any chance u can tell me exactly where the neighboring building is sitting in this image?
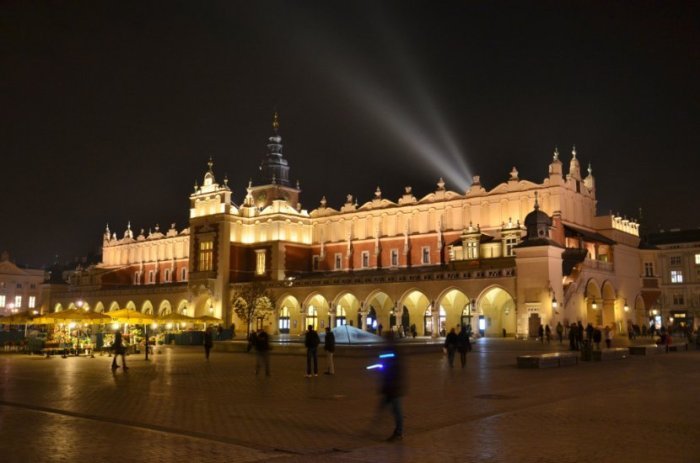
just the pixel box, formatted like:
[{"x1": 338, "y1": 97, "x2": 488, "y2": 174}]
[
  {"x1": 0, "y1": 251, "x2": 46, "y2": 315},
  {"x1": 645, "y1": 229, "x2": 700, "y2": 331},
  {"x1": 43, "y1": 114, "x2": 648, "y2": 338}
]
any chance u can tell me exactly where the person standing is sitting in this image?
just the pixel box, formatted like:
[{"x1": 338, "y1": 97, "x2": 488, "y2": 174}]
[
  {"x1": 545, "y1": 325, "x2": 552, "y2": 344},
  {"x1": 604, "y1": 325, "x2": 613, "y2": 349},
  {"x1": 378, "y1": 332, "x2": 404, "y2": 441},
  {"x1": 556, "y1": 322, "x2": 564, "y2": 344},
  {"x1": 203, "y1": 328, "x2": 213, "y2": 360},
  {"x1": 593, "y1": 327, "x2": 602, "y2": 350},
  {"x1": 304, "y1": 324, "x2": 320, "y2": 377},
  {"x1": 111, "y1": 330, "x2": 128, "y2": 371},
  {"x1": 577, "y1": 321, "x2": 584, "y2": 347},
  {"x1": 324, "y1": 327, "x2": 336, "y2": 375},
  {"x1": 538, "y1": 324, "x2": 544, "y2": 343},
  {"x1": 254, "y1": 328, "x2": 270, "y2": 376},
  {"x1": 444, "y1": 328, "x2": 458, "y2": 368},
  {"x1": 456, "y1": 325, "x2": 470, "y2": 368},
  {"x1": 569, "y1": 323, "x2": 578, "y2": 351}
]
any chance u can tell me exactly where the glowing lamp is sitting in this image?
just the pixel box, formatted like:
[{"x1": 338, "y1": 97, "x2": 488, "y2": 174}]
[
  {"x1": 552, "y1": 296, "x2": 558, "y2": 309},
  {"x1": 591, "y1": 299, "x2": 598, "y2": 310},
  {"x1": 112, "y1": 322, "x2": 120, "y2": 330}
]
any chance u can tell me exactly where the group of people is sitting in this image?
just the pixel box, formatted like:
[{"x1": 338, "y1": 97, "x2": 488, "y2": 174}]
[
  {"x1": 443, "y1": 324, "x2": 472, "y2": 368},
  {"x1": 566, "y1": 321, "x2": 614, "y2": 350}
]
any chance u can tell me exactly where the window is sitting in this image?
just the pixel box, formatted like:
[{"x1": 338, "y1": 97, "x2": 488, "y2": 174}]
[
  {"x1": 695, "y1": 254, "x2": 700, "y2": 265},
  {"x1": 422, "y1": 247, "x2": 431, "y2": 264},
  {"x1": 255, "y1": 249, "x2": 266, "y2": 275},
  {"x1": 0, "y1": 295, "x2": 5, "y2": 307},
  {"x1": 644, "y1": 262, "x2": 654, "y2": 277},
  {"x1": 28, "y1": 296, "x2": 36, "y2": 309},
  {"x1": 14, "y1": 296, "x2": 22, "y2": 308},
  {"x1": 334, "y1": 253, "x2": 342, "y2": 270},
  {"x1": 312, "y1": 255, "x2": 320, "y2": 271},
  {"x1": 133, "y1": 272, "x2": 141, "y2": 285},
  {"x1": 198, "y1": 241, "x2": 213, "y2": 271},
  {"x1": 671, "y1": 270, "x2": 684, "y2": 283},
  {"x1": 16, "y1": 283, "x2": 22, "y2": 289},
  {"x1": 164, "y1": 268, "x2": 171, "y2": 283},
  {"x1": 30, "y1": 284, "x2": 36, "y2": 289},
  {"x1": 673, "y1": 294, "x2": 685, "y2": 305},
  {"x1": 670, "y1": 256, "x2": 682, "y2": 266},
  {"x1": 181, "y1": 268, "x2": 188, "y2": 281},
  {"x1": 467, "y1": 241, "x2": 479, "y2": 260},
  {"x1": 361, "y1": 251, "x2": 370, "y2": 268},
  {"x1": 504, "y1": 236, "x2": 518, "y2": 257},
  {"x1": 148, "y1": 271, "x2": 155, "y2": 284},
  {"x1": 390, "y1": 249, "x2": 399, "y2": 267}
]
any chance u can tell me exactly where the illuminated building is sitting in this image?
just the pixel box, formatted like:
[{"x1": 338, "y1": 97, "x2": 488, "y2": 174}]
[
  {"x1": 44, "y1": 114, "x2": 652, "y2": 338},
  {"x1": 0, "y1": 251, "x2": 45, "y2": 315}
]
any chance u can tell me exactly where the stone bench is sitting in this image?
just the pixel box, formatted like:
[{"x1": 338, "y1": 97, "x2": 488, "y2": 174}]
[
  {"x1": 591, "y1": 348, "x2": 629, "y2": 361},
  {"x1": 517, "y1": 352, "x2": 579, "y2": 369},
  {"x1": 666, "y1": 343, "x2": 688, "y2": 352},
  {"x1": 628, "y1": 345, "x2": 661, "y2": 355}
]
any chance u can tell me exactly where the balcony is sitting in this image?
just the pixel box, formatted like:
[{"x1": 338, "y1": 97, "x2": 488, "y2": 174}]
[{"x1": 582, "y1": 258, "x2": 614, "y2": 273}]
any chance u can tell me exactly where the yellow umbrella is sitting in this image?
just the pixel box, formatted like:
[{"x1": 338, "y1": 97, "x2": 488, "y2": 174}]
[
  {"x1": 52, "y1": 310, "x2": 112, "y2": 325},
  {"x1": 0, "y1": 311, "x2": 35, "y2": 324},
  {"x1": 108, "y1": 308, "x2": 157, "y2": 324},
  {"x1": 193, "y1": 315, "x2": 222, "y2": 324},
  {"x1": 158, "y1": 312, "x2": 195, "y2": 324}
]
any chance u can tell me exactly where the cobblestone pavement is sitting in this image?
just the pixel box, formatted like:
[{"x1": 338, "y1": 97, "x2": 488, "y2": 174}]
[{"x1": 1, "y1": 338, "x2": 699, "y2": 463}]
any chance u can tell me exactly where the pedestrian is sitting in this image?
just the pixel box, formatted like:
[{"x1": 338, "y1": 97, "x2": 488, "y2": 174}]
[
  {"x1": 545, "y1": 325, "x2": 551, "y2": 344},
  {"x1": 457, "y1": 325, "x2": 469, "y2": 368},
  {"x1": 586, "y1": 323, "x2": 594, "y2": 343},
  {"x1": 304, "y1": 324, "x2": 320, "y2": 377},
  {"x1": 253, "y1": 328, "x2": 270, "y2": 376},
  {"x1": 324, "y1": 326, "x2": 335, "y2": 375},
  {"x1": 377, "y1": 323, "x2": 383, "y2": 336},
  {"x1": 444, "y1": 327, "x2": 458, "y2": 368},
  {"x1": 593, "y1": 327, "x2": 602, "y2": 350},
  {"x1": 556, "y1": 322, "x2": 564, "y2": 344},
  {"x1": 111, "y1": 330, "x2": 128, "y2": 370},
  {"x1": 604, "y1": 325, "x2": 612, "y2": 349},
  {"x1": 569, "y1": 323, "x2": 578, "y2": 351},
  {"x1": 203, "y1": 327, "x2": 213, "y2": 360},
  {"x1": 577, "y1": 321, "x2": 584, "y2": 347},
  {"x1": 410, "y1": 324, "x2": 417, "y2": 338},
  {"x1": 378, "y1": 332, "x2": 404, "y2": 441},
  {"x1": 538, "y1": 324, "x2": 544, "y2": 343}
]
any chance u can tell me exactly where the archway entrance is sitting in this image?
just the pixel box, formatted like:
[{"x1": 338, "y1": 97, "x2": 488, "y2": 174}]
[
  {"x1": 333, "y1": 293, "x2": 360, "y2": 328},
  {"x1": 476, "y1": 287, "x2": 516, "y2": 337},
  {"x1": 400, "y1": 290, "x2": 430, "y2": 336},
  {"x1": 365, "y1": 291, "x2": 394, "y2": 331},
  {"x1": 277, "y1": 295, "x2": 300, "y2": 335},
  {"x1": 436, "y1": 289, "x2": 471, "y2": 333},
  {"x1": 585, "y1": 280, "x2": 603, "y2": 326},
  {"x1": 304, "y1": 294, "x2": 329, "y2": 331}
]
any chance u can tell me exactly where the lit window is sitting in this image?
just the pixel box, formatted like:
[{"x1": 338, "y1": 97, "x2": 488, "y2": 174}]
[
  {"x1": 361, "y1": 251, "x2": 370, "y2": 268},
  {"x1": 134, "y1": 272, "x2": 141, "y2": 285},
  {"x1": 391, "y1": 249, "x2": 399, "y2": 267},
  {"x1": 334, "y1": 253, "x2": 342, "y2": 270},
  {"x1": 14, "y1": 296, "x2": 22, "y2": 308},
  {"x1": 672, "y1": 294, "x2": 685, "y2": 305},
  {"x1": 181, "y1": 268, "x2": 188, "y2": 281},
  {"x1": 695, "y1": 254, "x2": 700, "y2": 265},
  {"x1": 504, "y1": 236, "x2": 519, "y2": 257},
  {"x1": 422, "y1": 247, "x2": 431, "y2": 264},
  {"x1": 164, "y1": 269, "x2": 171, "y2": 282},
  {"x1": 671, "y1": 270, "x2": 684, "y2": 283},
  {"x1": 149, "y1": 271, "x2": 155, "y2": 284},
  {"x1": 0, "y1": 295, "x2": 5, "y2": 307},
  {"x1": 255, "y1": 249, "x2": 266, "y2": 275},
  {"x1": 28, "y1": 296, "x2": 36, "y2": 308},
  {"x1": 670, "y1": 256, "x2": 682, "y2": 266},
  {"x1": 467, "y1": 241, "x2": 479, "y2": 259},
  {"x1": 644, "y1": 262, "x2": 654, "y2": 277},
  {"x1": 198, "y1": 241, "x2": 213, "y2": 271}
]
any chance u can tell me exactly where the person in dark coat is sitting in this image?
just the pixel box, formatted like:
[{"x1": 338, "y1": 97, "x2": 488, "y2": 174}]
[
  {"x1": 304, "y1": 325, "x2": 320, "y2": 377},
  {"x1": 593, "y1": 327, "x2": 602, "y2": 350},
  {"x1": 586, "y1": 323, "x2": 594, "y2": 343},
  {"x1": 324, "y1": 327, "x2": 336, "y2": 375},
  {"x1": 203, "y1": 328, "x2": 213, "y2": 360},
  {"x1": 379, "y1": 332, "x2": 404, "y2": 441},
  {"x1": 456, "y1": 325, "x2": 470, "y2": 367},
  {"x1": 538, "y1": 324, "x2": 544, "y2": 343},
  {"x1": 253, "y1": 328, "x2": 270, "y2": 376},
  {"x1": 111, "y1": 330, "x2": 128, "y2": 370},
  {"x1": 569, "y1": 323, "x2": 578, "y2": 351},
  {"x1": 556, "y1": 322, "x2": 564, "y2": 344},
  {"x1": 577, "y1": 321, "x2": 584, "y2": 346},
  {"x1": 444, "y1": 328, "x2": 458, "y2": 368}
]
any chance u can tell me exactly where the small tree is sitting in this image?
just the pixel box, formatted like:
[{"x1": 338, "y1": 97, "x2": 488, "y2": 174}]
[{"x1": 231, "y1": 282, "x2": 276, "y2": 338}]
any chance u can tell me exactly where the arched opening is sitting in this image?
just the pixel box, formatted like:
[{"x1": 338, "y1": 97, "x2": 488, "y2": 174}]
[
  {"x1": 475, "y1": 286, "x2": 516, "y2": 337},
  {"x1": 176, "y1": 299, "x2": 188, "y2": 315},
  {"x1": 125, "y1": 301, "x2": 136, "y2": 311},
  {"x1": 67, "y1": 302, "x2": 77, "y2": 311},
  {"x1": 585, "y1": 279, "x2": 602, "y2": 326},
  {"x1": 159, "y1": 300, "x2": 172, "y2": 316},
  {"x1": 108, "y1": 301, "x2": 120, "y2": 312},
  {"x1": 94, "y1": 302, "x2": 105, "y2": 313},
  {"x1": 332, "y1": 292, "x2": 360, "y2": 329},
  {"x1": 398, "y1": 290, "x2": 431, "y2": 336},
  {"x1": 364, "y1": 291, "x2": 394, "y2": 332},
  {"x1": 141, "y1": 300, "x2": 154, "y2": 314},
  {"x1": 601, "y1": 280, "x2": 616, "y2": 329},
  {"x1": 277, "y1": 295, "x2": 300, "y2": 335},
  {"x1": 436, "y1": 288, "x2": 472, "y2": 334},
  {"x1": 54, "y1": 303, "x2": 64, "y2": 313},
  {"x1": 303, "y1": 294, "x2": 329, "y2": 331}
]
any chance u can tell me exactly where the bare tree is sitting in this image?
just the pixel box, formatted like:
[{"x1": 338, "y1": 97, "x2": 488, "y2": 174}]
[{"x1": 231, "y1": 282, "x2": 276, "y2": 338}]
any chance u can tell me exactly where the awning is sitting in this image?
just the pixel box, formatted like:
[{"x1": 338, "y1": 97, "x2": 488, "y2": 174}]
[{"x1": 564, "y1": 224, "x2": 616, "y2": 245}]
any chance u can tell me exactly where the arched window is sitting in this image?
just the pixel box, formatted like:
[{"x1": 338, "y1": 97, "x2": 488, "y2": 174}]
[
  {"x1": 278, "y1": 306, "x2": 290, "y2": 333},
  {"x1": 305, "y1": 306, "x2": 318, "y2": 330},
  {"x1": 164, "y1": 268, "x2": 171, "y2": 283},
  {"x1": 335, "y1": 306, "x2": 346, "y2": 327},
  {"x1": 181, "y1": 268, "x2": 187, "y2": 281}
]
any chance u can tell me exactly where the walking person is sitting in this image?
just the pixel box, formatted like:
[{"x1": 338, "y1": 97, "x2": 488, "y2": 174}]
[
  {"x1": 304, "y1": 324, "x2": 320, "y2": 377},
  {"x1": 538, "y1": 324, "x2": 544, "y2": 343},
  {"x1": 556, "y1": 322, "x2": 564, "y2": 344},
  {"x1": 324, "y1": 326, "x2": 335, "y2": 375},
  {"x1": 111, "y1": 330, "x2": 128, "y2": 370},
  {"x1": 577, "y1": 321, "x2": 584, "y2": 347},
  {"x1": 605, "y1": 325, "x2": 613, "y2": 348},
  {"x1": 444, "y1": 327, "x2": 458, "y2": 368},
  {"x1": 545, "y1": 325, "x2": 552, "y2": 344},
  {"x1": 203, "y1": 327, "x2": 213, "y2": 360},
  {"x1": 593, "y1": 327, "x2": 602, "y2": 350},
  {"x1": 254, "y1": 328, "x2": 270, "y2": 376},
  {"x1": 378, "y1": 332, "x2": 404, "y2": 441},
  {"x1": 457, "y1": 325, "x2": 470, "y2": 368},
  {"x1": 569, "y1": 323, "x2": 578, "y2": 351}
]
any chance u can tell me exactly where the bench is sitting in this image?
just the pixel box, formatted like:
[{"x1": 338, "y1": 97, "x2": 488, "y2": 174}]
[
  {"x1": 591, "y1": 348, "x2": 629, "y2": 361},
  {"x1": 666, "y1": 343, "x2": 688, "y2": 352},
  {"x1": 628, "y1": 345, "x2": 661, "y2": 355},
  {"x1": 517, "y1": 352, "x2": 579, "y2": 369}
]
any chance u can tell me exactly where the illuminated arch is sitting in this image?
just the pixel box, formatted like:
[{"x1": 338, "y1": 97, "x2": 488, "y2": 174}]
[
  {"x1": 176, "y1": 299, "x2": 188, "y2": 315},
  {"x1": 302, "y1": 293, "x2": 329, "y2": 331},
  {"x1": 94, "y1": 301, "x2": 105, "y2": 313},
  {"x1": 141, "y1": 300, "x2": 154, "y2": 314},
  {"x1": 108, "y1": 301, "x2": 120, "y2": 312},
  {"x1": 363, "y1": 290, "x2": 395, "y2": 330},
  {"x1": 54, "y1": 303, "x2": 64, "y2": 313},
  {"x1": 276, "y1": 294, "x2": 301, "y2": 334},
  {"x1": 331, "y1": 291, "x2": 361, "y2": 328},
  {"x1": 158, "y1": 300, "x2": 172, "y2": 315},
  {"x1": 125, "y1": 301, "x2": 136, "y2": 311},
  {"x1": 474, "y1": 285, "x2": 516, "y2": 337},
  {"x1": 435, "y1": 287, "x2": 473, "y2": 332},
  {"x1": 397, "y1": 288, "x2": 431, "y2": 336}
]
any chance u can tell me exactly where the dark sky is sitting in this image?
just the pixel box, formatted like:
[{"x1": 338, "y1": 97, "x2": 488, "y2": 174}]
[{"x1": 2, "y1": 1, "x2": 699, "y2": 267}]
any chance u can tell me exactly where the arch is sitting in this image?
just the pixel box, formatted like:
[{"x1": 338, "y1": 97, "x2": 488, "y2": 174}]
[
  {"x1": 276, "y1": 294, "x2": 301, "y2": 334},
  {"x1": 158, "y1": 299, "x2": 172, "y2": 315},
  {"x1": 176, "y1": 299, "x2": 188, "y2": 315},
  {"x1": 363, "y1": 290, "x2": 395, "y2": 331},
  {"x1": 125, "y1": 301, "x2": 136, "y2": 311},
  {"x1": 67, "y1": 302, "x2": 77, "y2": 311},
  {"x1": 141, "y1": 300, "x2": 154, "y2": 314},
  {"x1": 331, "y1": 291, "x2": 361, "y2": 329},
  {"x1": 108, "y1": 301, "x2": 120, "y2": 312},
  {"x1": 302, "y1": 293, "x2": 330, "y2": 331},
  {"x1": 632, "y1": 294, "x2": 646, "y2": 328},
  {"x1": 584, "y1": 279, "x2": 603, "y2": 326},
  {"x1": 474, "y1": 285, "x2": 516, "y2": 337},
  {"x1": 397, "y1": 288, "x2": 431, "y2": 336},
  {"x1": 94, "y1": 301, "x2": 105, "y2": 313},
  {"x1": 54, "y1": 303, "x2": 64, "y2": 313},
  {"x1": 435, "y1": 287, "x2": 473, "y2": 334}
]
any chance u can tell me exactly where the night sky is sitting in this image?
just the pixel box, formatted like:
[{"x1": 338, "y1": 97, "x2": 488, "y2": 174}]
[{"x1": 2, "y1": 1, "x2": 699, "y2": 268}]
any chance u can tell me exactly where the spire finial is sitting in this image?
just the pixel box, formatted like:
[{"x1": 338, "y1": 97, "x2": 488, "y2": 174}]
[
  {"x1": 553, "y1": 146, "x2": 559, "y2": 161},
  {"x1": 272, "y1": 111, "x2": 280, "y2": 131},
  {"x1": 587, "y1": 163, "x2": 592, "y2": 176},
  {"x1": 207, "y1": 156, "x2": 213, "y2": 172},
  {"x1": 223, "y1": 173, "x2": 229, "y2": 186},
  {"x1": 534, "y1": 191, "x2": 540, "y2": 210},
  {"x1": 571, "y1": 145, "x2": 577, "y2": 158}
]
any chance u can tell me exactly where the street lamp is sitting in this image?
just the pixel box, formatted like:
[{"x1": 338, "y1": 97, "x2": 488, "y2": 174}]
[
  {"x1": 552, "y1": 295, "x2": 558, "y2": 310},
  {"x1": 623, "y1": 300, "x2": 629, "y2": 312},
  {"x1": 591, "y1": 299, "x2": 598, "y2": 310}
]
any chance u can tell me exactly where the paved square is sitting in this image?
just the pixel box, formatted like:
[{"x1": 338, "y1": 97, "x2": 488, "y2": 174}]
[{"x1": 1, "y1": 339, "x2": 698, "y2": 462}]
